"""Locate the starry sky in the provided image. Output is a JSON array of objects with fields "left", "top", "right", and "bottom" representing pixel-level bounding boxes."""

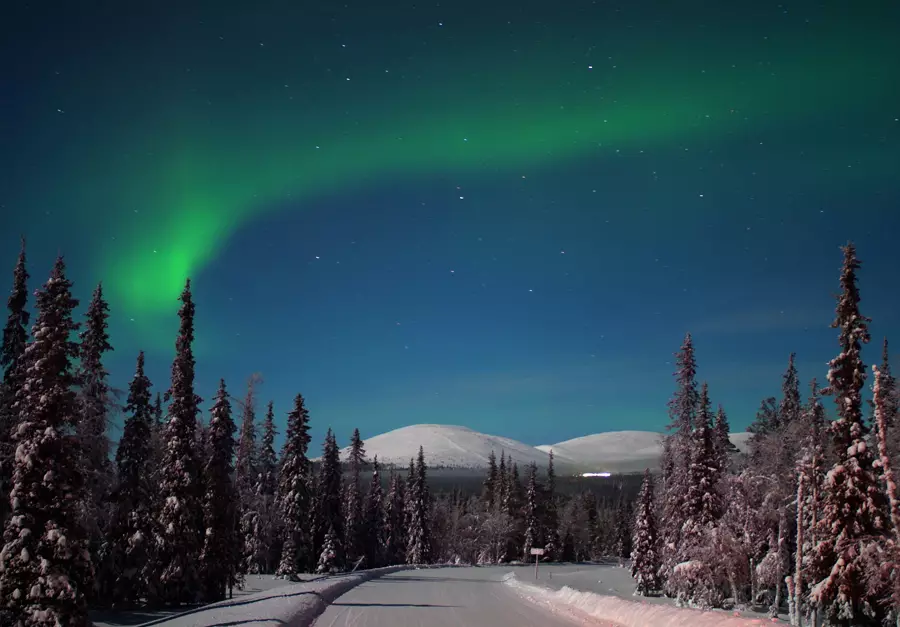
[{"left": 1, "top": 0, "right": 899, "bottom": 448}]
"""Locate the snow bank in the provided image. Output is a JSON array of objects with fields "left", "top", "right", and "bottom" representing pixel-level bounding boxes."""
[
  {"left": 140, "top": 566, "right": 414, "bottom": 627},
  {"left": 502, "top": 573, "right": 771, "bottom": 627}
]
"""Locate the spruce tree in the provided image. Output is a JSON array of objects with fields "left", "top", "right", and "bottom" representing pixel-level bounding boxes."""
[
  {"left": 405, "top": 446, "right": 431, "bottom": 564},
  {"left": 275, "top": 394, "right": 312, "bottom": 579},
  {"left": 364, "top": 456, "right": 385, "bottom": 568},
  {"left": 76, "top": 283, "right": 114, "bottom": 594},
  {"left": 344, "top": 428, "right": 366, "bottom": 565},
  {"left": 256, "top": 401, "right": 279, "bottom": 573},
  {"left": 483, "top": 450, "right": 498, "bottom": 510},
  {"left": 0, "top": 257, "right": 93, "bottom": 627},
  {"left": 613, "top": 489, "right": 633, "bottom": 566},
  {"left": 235, "top": 376, "right": 260, "bottom": 575},
  {"left": 383, "top": 472, "right": 406, "bottom": 565},
  {"left": 712, "top": 405, "right": 737, "bottom": 473},
  {"left": 199, "top": 380, "right": 239, "bottom": 602},
  {"left": 315, "top": 429, "right": 344, "bottom": 569},
  {"left": 0, "top": 238, "right": 29, "bottom": 526},
  {"left": 108, "top": 352, "right": 156, "bottom": 606},
  {"left": 871, "top": 339, "right": 898, "bottom": 459},
  {"left": 543, "top": 450, "right": 559, "bottom": 559},
  {"left": 685, "top": 382, "right": 722, "bottom": 528},
  {"left": 809, "top": 243, "right": 887, "bottom": 626},
  {"left": 523, "top": 462, "right": 539, "bottom": 560},
  {"left": 155, "top": 279, "right": 203, "bottom": 606},
  {"left": 631, "top": 469, "right": 662, "bottom": 595},
  {"left": 316, "top": 525, "right": 339, "bottom": 574}
]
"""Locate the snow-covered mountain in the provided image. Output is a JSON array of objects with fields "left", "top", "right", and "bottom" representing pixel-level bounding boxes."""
[
  {"left": 343, "top": 424, "right": 553, "bottom": 470},
  {"left": 537, "top": 430, "right": 754, "bottom": 473}
]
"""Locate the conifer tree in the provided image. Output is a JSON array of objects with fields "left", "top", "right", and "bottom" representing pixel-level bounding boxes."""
[
  {"left": 712, "top": 405, "right": 737, "bottom": 473},
  {"left": 0, "top": 238, "right": 29, "bottom": 526},
  {"left": 613, "top": 489, "right": 633, "bottom": 566},
  {"left": 631, "top": 469, "right": 662, "bottom": 595},
  {"left": 344, "top": 428, "right": 366, "bottom": 565},
  {"left": 316, "top": 525, "right": 339, "bottom": 574},
  {"left": 543, "top": 450, "right": 559, "bottom": 559},
  {"left": 809, "top": 243, "right": 887, "bottom": 626},
  {"left": 275, "top": 394, "right": 312, "bottom": 579},
  {"left": 364, "top": 456, "right": 385, "bottom": 568},
  {"left": 483, "top": 450, "right": 498, "bottom": 510},
  {"left": 235, "top": 376, "right": 260, "bottom": 575},
  {"left": 384, "top": 472, "right": 406, "bottom": 565},
  {"left": 199, "top": 380, "right": 239, "bottom": 602},
  {"left": 77, "top": 283, "right": 114, "bottom": 593},
  {"left": 871, "top": 339, "right": 898, "bottom": 459},
  {"left": 523, "top": 462, "right": 539, "bottom": 560},
  {"left": 315, "top": 429, "right": 344, "bottom": 569},
  {"left": 497, "top": 452, "right": 508, "bottom": 512},
  {"left": 155, "top": 279, "right": 203, "bottom": 606},
  {"left": 405, "top": 446, "right": 431, "bottom": 564},
  {"left": 685, "top": 382, "right": 723, "bottom": 528},
  {"left": 0, "top": 257, "right": 93, "bottom": 627},
  {"left": 108, "top": 352, "right": 156, "bottom": 606},
  {"left": 256, "top": 401, "right": 279, "bottom": 573}
]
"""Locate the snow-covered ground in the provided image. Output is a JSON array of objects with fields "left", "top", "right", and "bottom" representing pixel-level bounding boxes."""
[{"left": 313, "top": 566, "right": 622, "bottom": 626}]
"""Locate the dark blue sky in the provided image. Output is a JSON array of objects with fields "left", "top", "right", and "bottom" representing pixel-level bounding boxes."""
[{"left": 1, "top": 0, "right": 898, "bottom": 448}]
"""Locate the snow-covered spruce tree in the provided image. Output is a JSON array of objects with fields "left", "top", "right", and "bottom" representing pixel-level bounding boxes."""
[
  {"left": 107, "top": 352, "right": 157, "bottom": 606},
  {"left": 383, "top": 471, "right": 406, "bottom": 565},
  {"left": 631, "top": 469, "right": 662, "bottom": 595},
  {"left": 343, "top": 428, "right": 366, "bottom": 565},
  {"left": 712, "top": 405, "right": 737, "bottom": 473},
  {"left": 315, "top": 429, "right": 344, "bottom": 570},
  {"left": 543, "top": 450, "right": 560, "bottom": 560},
  {"left": 316, "top": 525, "right": 339, "bottom": 574},
  {"left": 482, "top": 450, "right": 498, "bottom": 510},
  {"left": 405, "top": 446, "right": 431, "bottom": 564},
  {"left": 613, "top": 489, "right": 633, "bottom": 567},
  {"left": 198, "top": 380, "right": 239, "bottom": 602},
  {"left": 363, "top": 456, "right": 385, "bottom": 568},
  {"left": 0, "top": 256, "right": 93, "bottom": 627},
  {"left": 870, "top": 339, "right": 898, "bottom": 461},
  {"left": 522, "top": 461, "right": 539, "bottom": 560},
  {"left": 686, "top": 383, "right": 723, "bottom": 528},
  {"left": 256, "top": 401, "right": 279, "bottom": 573},
  {"left": 660, "top": 333, "right": 699, "bottom": 582},
  {"left": 809, "top": 243, "right": 888, "bottom": 627},
  {"left": 275, "top": 394, "right": 312, "bottom": 579},
  {"left": 154, "top": 279, "right": 203, "bottom": 606},
  {"left": 0, "top": 238, "right": 29, "bottom": 527},
  {"left": 234, "top": 375, "right": 260, "bottom": 576},
  {"left": 76, "top": 283, "right": 115, "bottom": 599}
]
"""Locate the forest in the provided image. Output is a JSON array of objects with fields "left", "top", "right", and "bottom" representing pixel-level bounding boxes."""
[{"left": 0, "top": 240, "right": 897, "bottom": 627}]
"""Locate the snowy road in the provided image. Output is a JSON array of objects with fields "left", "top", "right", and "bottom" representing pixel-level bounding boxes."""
[{"left": 313, "top": 566, "right": 619, "bottom": 627}]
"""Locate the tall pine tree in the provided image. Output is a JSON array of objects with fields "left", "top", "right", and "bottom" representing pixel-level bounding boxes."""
[
  {"left": 405, "top": 446, "right": 431, "bottom": 564},
  {"left": 0, "top": 238, "right": 29, "bottom": 526},
  {"left": 256, "top": 401, "right": 279, "bottom": 573},
  {"left": 315, "top": 429, "right": 344, "bottom": 570},
  {"left": 543, "top": 450, "right": 559, "bottom": 560},
  {"left": 631, "top": 469, "right": 662, "bottom": 595},
  {"left": 809, "top": 243, "right": 888, "bottom": 626},
  {"left": 522, "top": 462, "right": 539, "bottom": 560},
  {"left": 343, "top": 428, "right": 366, "bottom": 565},
  {"left": 199, "top": 380, "right": 239, "bottom": 602},
  {"left": 0, "top": 257, "right": 93, "bottom": 627},
  {"left": 108, "top": 352, "right": 156, "bottom": 606},
  {"left": 363, "top": 456, "right": 385, "bottom": 569},
  {"left": 155, "top": 279, "right": 203, "bottom": 606},
  {"left": 235, "top": 376, "right": 260, "bottom": 575},
  {"left": 383, "top": 471, "right": 406, "bottom": 565},
  {"left": 275, "top": 394, "right": 312, "bottom": 578}
]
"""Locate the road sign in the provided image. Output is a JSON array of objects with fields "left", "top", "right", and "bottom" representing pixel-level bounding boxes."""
[{"left": 530, "top": 548, "right": 545, "bottom": 556}]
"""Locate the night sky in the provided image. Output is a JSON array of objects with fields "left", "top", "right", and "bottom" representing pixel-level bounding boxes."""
[{"left": 1, "top": 0, "right": 898, "bottom": 447}]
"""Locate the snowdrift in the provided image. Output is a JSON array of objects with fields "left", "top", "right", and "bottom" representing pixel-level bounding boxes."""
[
  {"left": 143, "top": 566, "right": 412, "bottom": 627},
  {"left": 502, "top": 572, "right": 770, "bottom": 627}
]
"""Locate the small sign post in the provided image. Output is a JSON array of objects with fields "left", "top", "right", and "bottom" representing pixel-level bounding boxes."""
[{"left": 530, "top": 547, "right": 545, "bottom": 579}]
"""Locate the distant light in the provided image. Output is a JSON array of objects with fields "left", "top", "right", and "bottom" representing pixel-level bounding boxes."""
[{"left": 581, "top": 472, "right": 611, "bottom": 478}]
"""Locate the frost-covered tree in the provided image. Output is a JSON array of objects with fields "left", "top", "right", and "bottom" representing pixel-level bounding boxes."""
[
  {"left": 316, "top": 525, "right": 339, "bottom": 574},
  {"left": 522, "top": 462, "right": 539, "bottom": 560},
  {"left": 809, "top": 243, "right": 888, "bottom": 626},
  {"left": 76, "top": 283, "right": 114, "bottom": 595},
  {"left": 543, "top": 450, "right": 560, "bottom": 560},
  {"left": 405, "top": 446, "right": 431, "bottom": 564},
  {"left": 235, "top": 376, "right": 260, "bottom": 575},
  {"left": 344, "top": 428, "right": 366, "bottom": 565},
  {"left": 199, "top": 380, "right": 239, "bottom": 602},
  {"left": 363, "top": 456, "right": 385, "bottom": 569},
  {"left": 0, "top": 238, "right": 29, "bottom": 526},
  {"left": 155, "top": 279, "right": 203, "bottom": 606},
  {"left": 613, "top": 488, "right": 633, "bottom": 566},
  {"left": 631, "top": 469, "right": 662, "bottom": 595},
  {"left": 275, "top": 394, "right": 312, "bottom": 578},
  {"left": 686, "top": 383, "right": 723, "bottom": 528},
  {"left": 107, "top": 352, "right": 156, "bottom": 606},
  {"left": 482, "top": 450, "right": 498, "bottom": 510},
  {"left": 315, "top": 429, "right": 344, "bottom": 569},
  {"left": 255, "top": 401, "right": 279, "bottom": 573},
  {"left": 712, "top": 405, "right": 737, "bottom": 473},
  {"left": 383, "top": 472, "right": 406, "bottom": 565},
  {"left": 871, "top": 339, "right": 898, "bottom": 460},
  {"left": 0, "top": 257, "right": 93, "bottom": 627}
]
